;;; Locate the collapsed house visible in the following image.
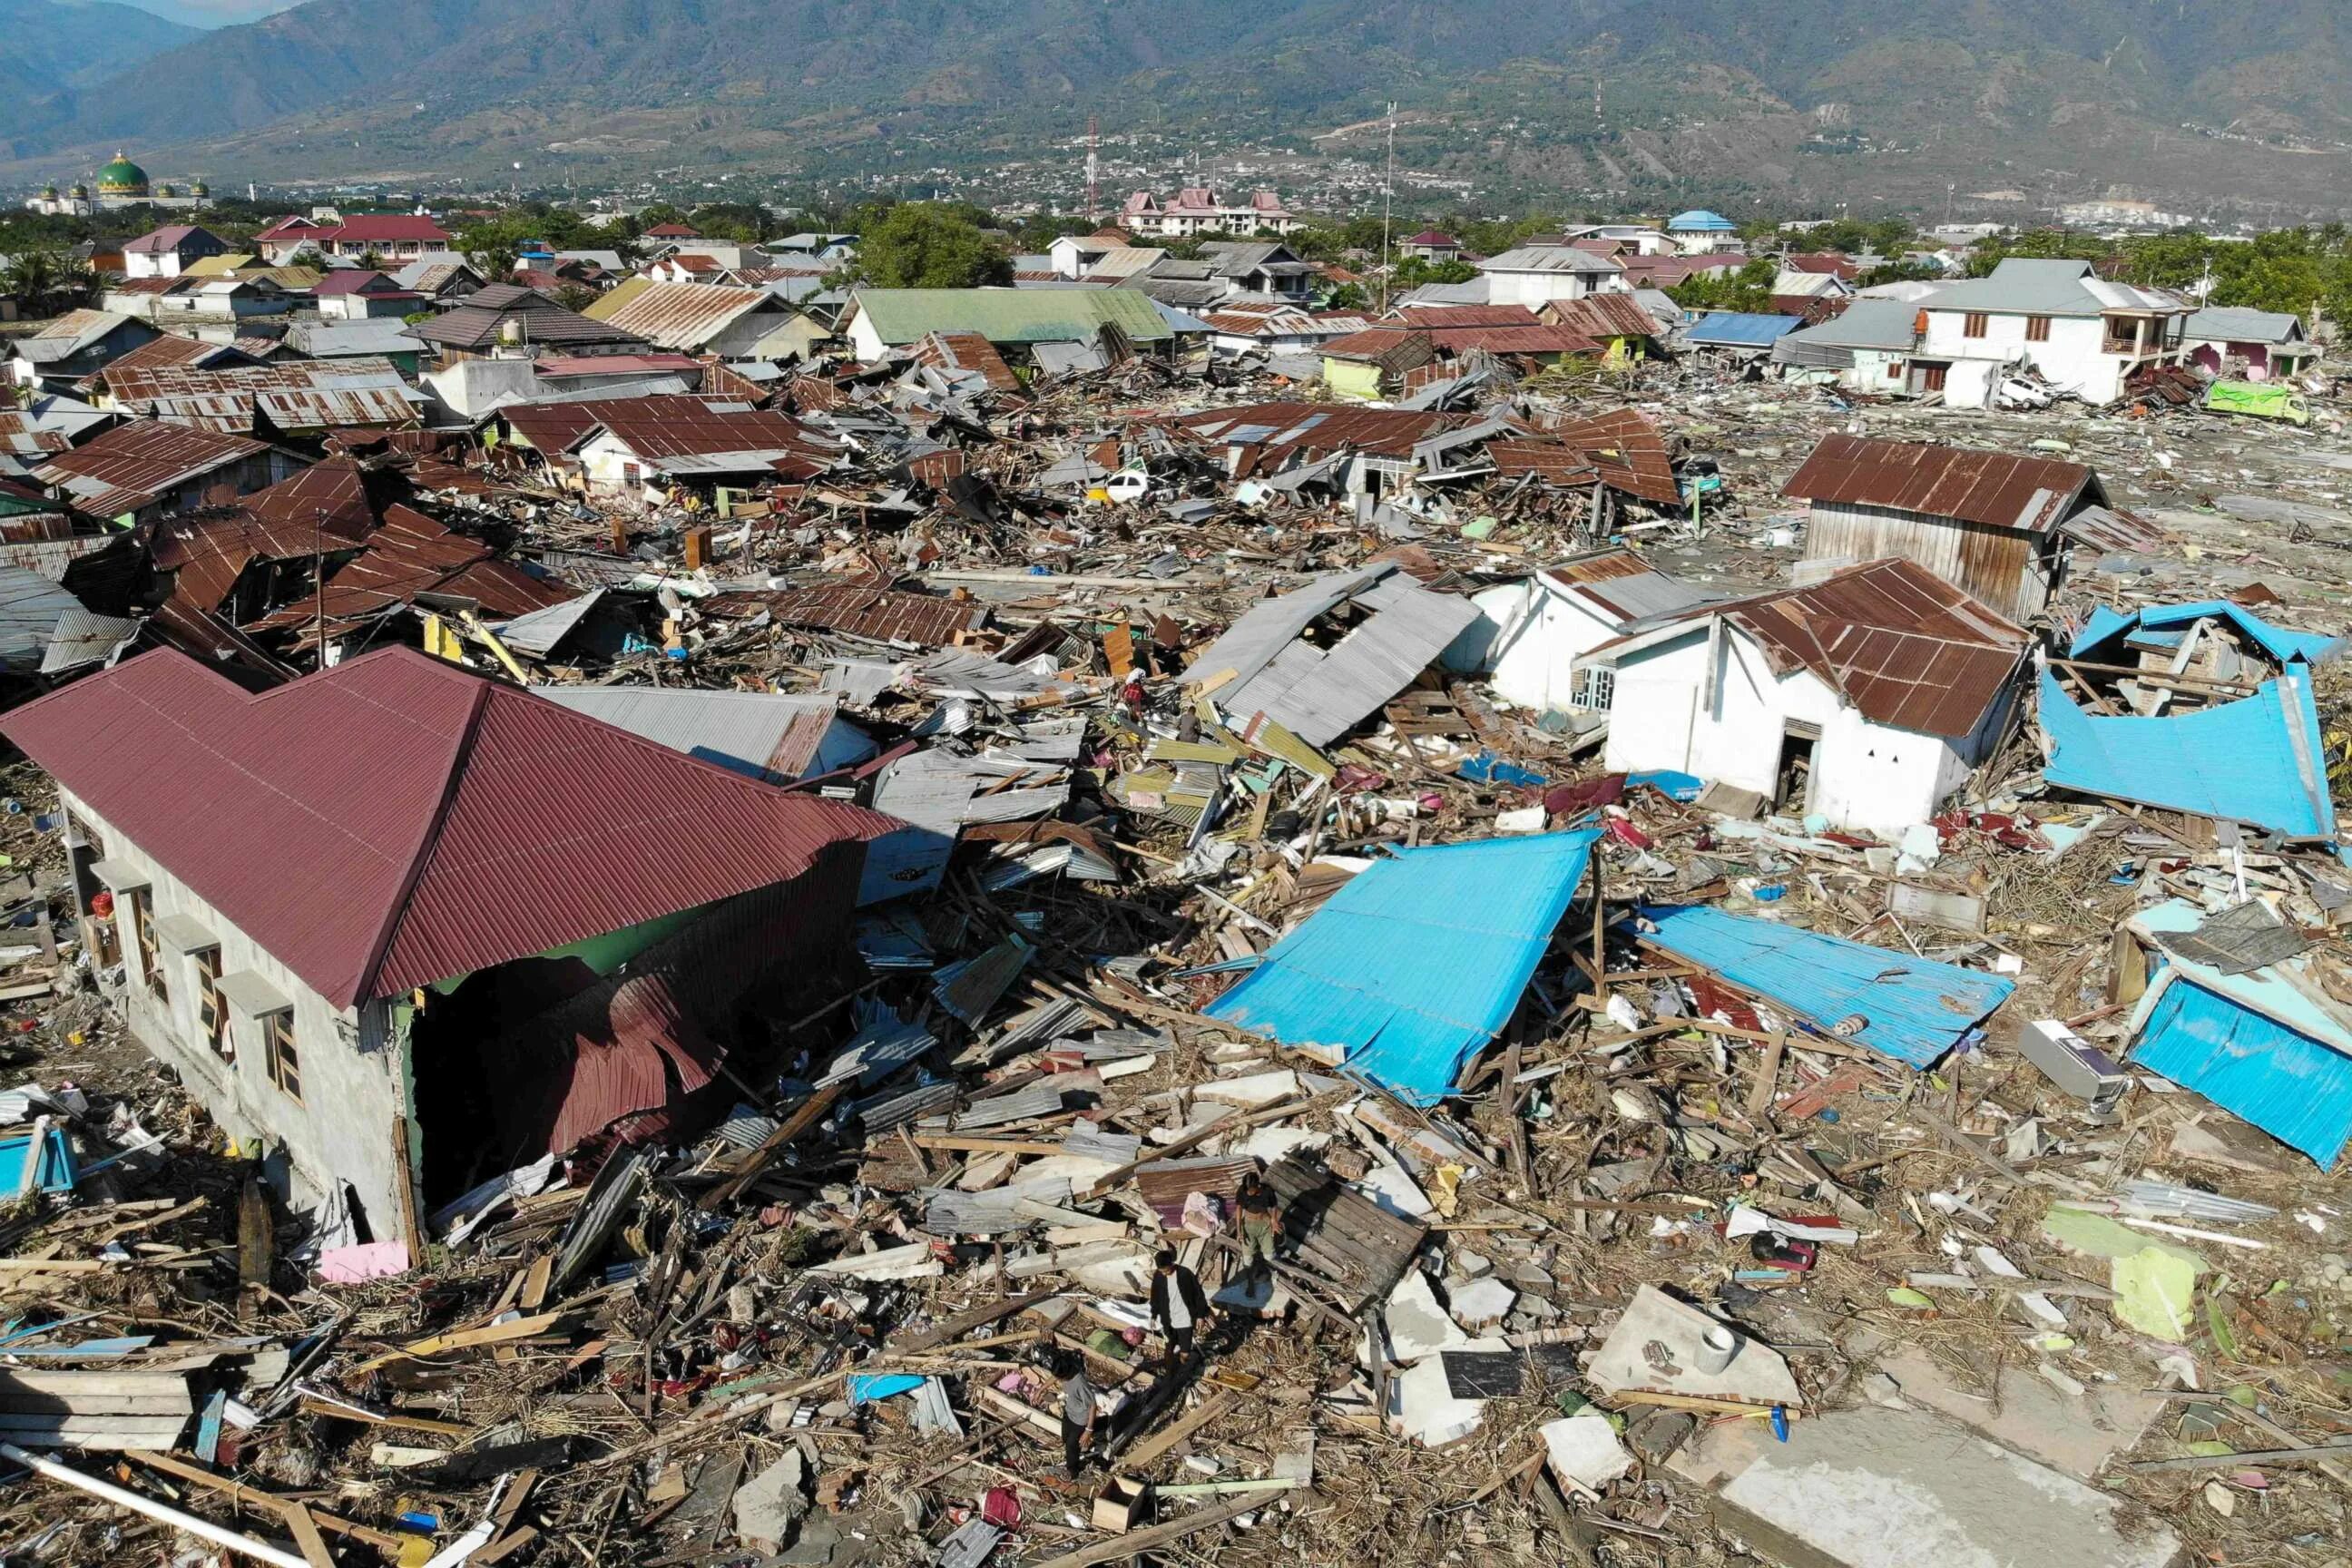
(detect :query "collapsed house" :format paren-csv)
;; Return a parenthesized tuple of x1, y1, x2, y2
(1, 646, 893, 1238)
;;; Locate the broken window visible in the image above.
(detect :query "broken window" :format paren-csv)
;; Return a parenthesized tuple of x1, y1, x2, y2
(130, 887, 164, 1005)
(1572, 667, 1615, 711)
(266, 1010, 301, 1102)
(1962, 313, 1989, 338)
(2024, 315, 2052, 343)
(193, 947, 231, 1058)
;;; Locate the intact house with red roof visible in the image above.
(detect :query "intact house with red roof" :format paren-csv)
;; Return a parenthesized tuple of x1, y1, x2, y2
(121, 225, 230, 280)
(254, 213, 455, 265)
(1579, 557, 2033, 838)
(0, 646, 896, 1245)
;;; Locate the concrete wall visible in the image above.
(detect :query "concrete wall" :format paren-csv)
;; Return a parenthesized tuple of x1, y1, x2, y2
(63, 788, 414, 1242)
(1451, 580, 1621, 713)
(1599, 625, 1976, 836)
(1487, 270, 1609, 308)
(1918, 310, 2180, 407)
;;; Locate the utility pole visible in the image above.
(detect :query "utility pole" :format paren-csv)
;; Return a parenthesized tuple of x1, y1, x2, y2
(1379, 102, 1396, 314)
(312, 507, 328, 670)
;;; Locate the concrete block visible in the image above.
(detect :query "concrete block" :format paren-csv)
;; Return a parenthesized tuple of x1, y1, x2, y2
(1383, 1269, 1472, 1363)
(1587, 1285, 1801, 1407)
(1672, 1406, 2180, 1568)
(1877, 1346, 2165, 1481)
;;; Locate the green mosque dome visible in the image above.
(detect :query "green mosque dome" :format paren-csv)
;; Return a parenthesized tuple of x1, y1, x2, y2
(95, 152, 150, 196)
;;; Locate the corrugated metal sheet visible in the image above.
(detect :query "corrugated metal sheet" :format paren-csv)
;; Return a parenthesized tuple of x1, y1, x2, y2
(584, 281, 777, 351)
(2069, 600, 2343, 667)
(1633, 903, 2014, 1068)
(107, 358, 419, 434)
(38, 606, 137, 674)
(0, 646, 897, 1006)
(852, 288, 1172, 348)
(2132, 981, 2352, 1169)
(1207, 830, 1602, 1104)
(1686, 312, 1803, 348)
(1544, 408, 1680, 505)
(2123, 898, 2352, 1167)
(0, 568, 86, 671)
(1173, 402, 1454, 462)
(539, 686, 872, 782)
(724, 581, 985, 647)
(2039, 668, 2334, 839)
(34, 421, 265, 516)
(1783, 433, 2099, 535)
(1182, 562, 1480, 748)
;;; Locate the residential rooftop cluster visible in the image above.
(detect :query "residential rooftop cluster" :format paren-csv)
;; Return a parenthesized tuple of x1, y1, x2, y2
(0, 183, 2343, 1568)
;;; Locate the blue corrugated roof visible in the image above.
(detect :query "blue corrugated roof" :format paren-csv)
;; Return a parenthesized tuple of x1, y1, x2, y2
(1205, 830, 1601, 1104)
(2071, 601, 2344, 667)
(1687, 312, 1800, 347)
(2038, 668, 2335, 839)
(2124, 899, 2352, 1167)
(2132, 978, 2352, 1168)
(1669, 211, 1739, 231)
(1632, 905, 2013, 1068)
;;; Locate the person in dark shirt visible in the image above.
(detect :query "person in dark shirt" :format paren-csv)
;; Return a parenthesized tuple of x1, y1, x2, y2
(1149, 1248, 1210, 1357)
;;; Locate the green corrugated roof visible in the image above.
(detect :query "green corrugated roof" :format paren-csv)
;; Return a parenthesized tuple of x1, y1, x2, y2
(852, 288, 1171, 346)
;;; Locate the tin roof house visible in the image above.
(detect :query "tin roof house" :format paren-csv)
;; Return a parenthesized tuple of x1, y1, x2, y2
(0, 647, 894, 1244)
(1581, 558, 2032, 837)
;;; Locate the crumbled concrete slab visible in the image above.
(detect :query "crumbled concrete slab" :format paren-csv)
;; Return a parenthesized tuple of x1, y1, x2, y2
(1389, 1356, 1485, 1447)
(1384, 1269, 1473, 1363)
(1587, 1285, 1801, 1407)
(1446, 1276, 1516, 1331)
(1673, 1406, 2180, 1568)
(733, 1449, 810, 1553)
(1877, 1346, 2165, 1481)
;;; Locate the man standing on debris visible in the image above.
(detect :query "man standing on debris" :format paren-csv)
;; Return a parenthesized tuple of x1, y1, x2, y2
(1150, 1248, 1210, 1358)
(1234, 1171, 1282, 1289)
(1057, 1351, 1096, 1481)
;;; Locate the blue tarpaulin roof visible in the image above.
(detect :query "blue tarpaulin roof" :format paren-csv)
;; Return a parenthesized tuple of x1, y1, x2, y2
(2071, 602, 2344, 667)
(2038, 668, 2334, 839)
(2125, 901, 2352, 1167)
(1687, 312, 1801, 348)
(1631, 904, 2014, 1068)
(1205, 830, 1601, 1104)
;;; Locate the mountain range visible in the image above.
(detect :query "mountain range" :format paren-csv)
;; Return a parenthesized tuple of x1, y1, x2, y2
(5, 0, 2352, 217)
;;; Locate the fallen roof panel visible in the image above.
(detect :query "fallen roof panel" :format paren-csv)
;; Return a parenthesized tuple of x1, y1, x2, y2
(1207, 830, 1602, 1104)
(1632, 903, 2014, 1069)
(2038, 668, 2334, 839)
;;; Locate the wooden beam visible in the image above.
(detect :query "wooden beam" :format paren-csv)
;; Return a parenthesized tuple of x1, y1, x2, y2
(1025, 1490, 1268, 1568)
(1117, 1389, 1239, 1471)
(697, 1082, 846, 1211)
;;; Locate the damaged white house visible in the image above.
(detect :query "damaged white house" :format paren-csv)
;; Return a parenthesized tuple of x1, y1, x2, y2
(1584, 558, 2030, 837)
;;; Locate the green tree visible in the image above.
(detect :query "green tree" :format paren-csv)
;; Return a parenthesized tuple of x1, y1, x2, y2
(853, 203, 1014, 288)
(1391, 256, 1476, 286)
(1321, 281, 1370, 311)
(0, 247, 94, 317)
(1670, 259, 1779, 314)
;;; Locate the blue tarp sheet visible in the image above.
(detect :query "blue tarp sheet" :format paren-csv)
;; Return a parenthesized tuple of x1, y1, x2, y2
(1687, 312, 1801, 348)
(2132, 974, 2352, 1168)
(1632, 904, 2014, 1068)
(1205, 830, 1601, 1104)
(848, 1374, 926, 1405)
(2039, 669, 2334, 839)
(2071, 602, 2344, 668)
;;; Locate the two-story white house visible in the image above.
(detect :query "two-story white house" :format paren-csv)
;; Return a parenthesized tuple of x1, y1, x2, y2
(1476, 245, 1629, 308)
(4, 648, 890, 1247)
(1912, 258, 2191, 408)
(121, 225, 229, 279)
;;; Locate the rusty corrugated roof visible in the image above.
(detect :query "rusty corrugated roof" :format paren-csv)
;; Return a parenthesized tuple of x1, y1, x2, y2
(713, 579, 988, 648)
(584, 279, 779, 350)
(0, 646, 897, 1007)
(1547, 407, 1680, 505)
(1781, 432, 2101, 534)
(33, 420, 265, 516)
(1639, 558, 2028, 739)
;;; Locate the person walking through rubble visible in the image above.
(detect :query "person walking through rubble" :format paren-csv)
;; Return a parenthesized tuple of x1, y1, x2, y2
(1234, 1171, 1282, 1290)
(1149, 1248, 1210, 1358)
(1056, 1351, 1096, 1481)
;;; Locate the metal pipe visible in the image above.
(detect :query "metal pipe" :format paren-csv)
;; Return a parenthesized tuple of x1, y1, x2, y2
(0, 1442, 309, 1568)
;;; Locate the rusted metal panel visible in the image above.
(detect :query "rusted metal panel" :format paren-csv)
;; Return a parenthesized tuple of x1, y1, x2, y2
(0, 646, 897, 1008)
(1783, 432, 2098, 534)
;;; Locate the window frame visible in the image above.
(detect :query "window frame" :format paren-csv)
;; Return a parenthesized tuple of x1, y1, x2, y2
(130, 887, 165, 1004)
(1962, 312, 1990, 339)
(1571, 665, 1616, 712)
(2024, 314, 2052, 343)
(192, 946, 231, 1059)
(264, 1009, 301, 1102)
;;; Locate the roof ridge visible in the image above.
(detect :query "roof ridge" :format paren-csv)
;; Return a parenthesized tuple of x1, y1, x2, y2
(348, 658, 495, 1004)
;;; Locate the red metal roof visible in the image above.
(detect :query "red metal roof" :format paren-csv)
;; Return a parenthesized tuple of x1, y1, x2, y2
(1546, 407, 1680, 505)
(1388, 306, 1539, 328)
(535, 353, 703, 377)
(34, 420, 266, 515)
(1541, 292, 1662, 341)
(315, 215, 452, 244)
(0, 647, 897, 1006)
(1780, 433, 2100, 534)
(1623, 558, 2027, 739)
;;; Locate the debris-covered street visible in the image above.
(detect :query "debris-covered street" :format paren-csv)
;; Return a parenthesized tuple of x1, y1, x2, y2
(0, 325, 2348, 1568)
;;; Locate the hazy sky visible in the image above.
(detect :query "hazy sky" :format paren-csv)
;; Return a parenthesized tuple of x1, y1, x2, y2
(129, 0, 302, 25)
